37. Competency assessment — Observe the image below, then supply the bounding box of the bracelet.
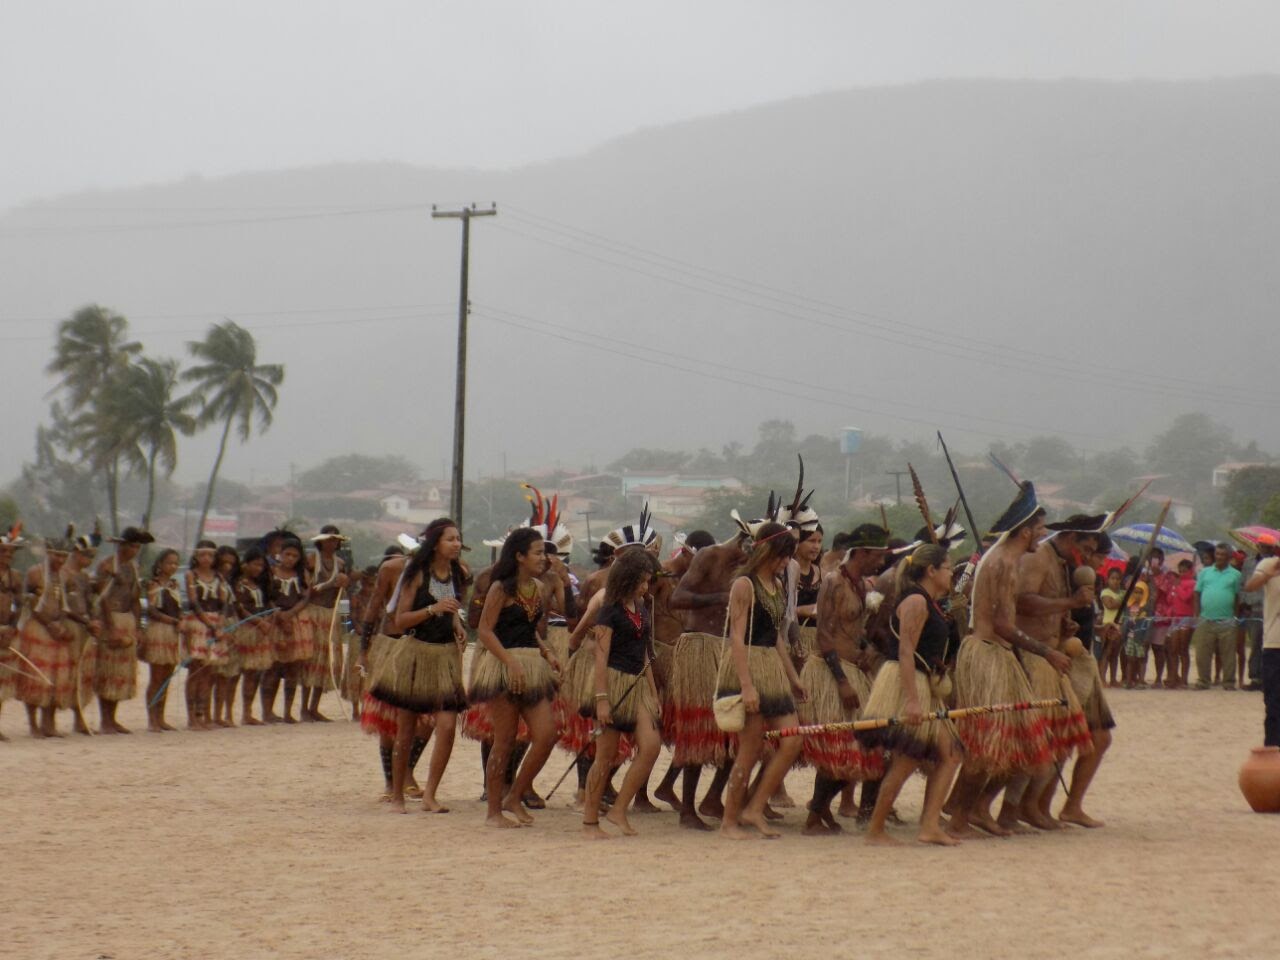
[821,649,849,684]
[594,693,609,701]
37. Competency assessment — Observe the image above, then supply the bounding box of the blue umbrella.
[1110,523,1194,555]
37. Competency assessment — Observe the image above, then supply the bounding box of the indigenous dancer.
[93,526,151,734]
[64,531,101,735]
[358,545,431,798]
[0,526,26,738]
[581,548,662,838]
[649,530,717,811]
[859,544,963,846]
[374,518,468,813]
[212,546,242,726]
[790,525,823,664]
[1059,528,1117,828]
[470,527,561,827]
[141,549,183,732]
[1014,514,1100,828]
[19,530,76,738]
[182,540,231,730]
[946,483,1060,839]
[305,526,350,722]
[265,537,313,724]
[800,523,888,834]
[234,548,275,725]
[719,522,806,839]
[668,527,748,829]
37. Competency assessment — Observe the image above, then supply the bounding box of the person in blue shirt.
[1192,544,1243,690]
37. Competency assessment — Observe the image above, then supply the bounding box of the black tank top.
[494,600,541,650]
[747,581,782,648]
[888,585,950,670]
[408,574,457,644]
[597,602,648,674]
[795,565,820,627]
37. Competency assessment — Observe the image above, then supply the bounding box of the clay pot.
[1238,746,1280,813]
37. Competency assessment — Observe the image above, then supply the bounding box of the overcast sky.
[4,0,1280,212]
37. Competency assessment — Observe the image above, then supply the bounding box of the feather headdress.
[603,502,661,554]
[777,455,820,532]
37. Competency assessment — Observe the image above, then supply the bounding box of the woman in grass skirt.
[182,541,232,730]
[718,522,807,840]
[141,549,183,732]
[265,538,313,724]
[580,548,662,838]
[18,532,76,737]
[234,548,275,725]
[470,527,562,828]
[304,526,350,722]
[0,527,26,737]
[372,518,468,813]
[858,544,964,846]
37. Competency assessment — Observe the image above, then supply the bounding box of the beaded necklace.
[753,576,785,633]
[514,580,541,622]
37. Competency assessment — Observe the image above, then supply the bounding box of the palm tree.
[46,305,142,534]
[97,358,200,529]
[183,321,284,541]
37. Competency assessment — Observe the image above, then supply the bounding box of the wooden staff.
[764,697,1066,740]
[10,646,52,687]
[327,588,349,721]
[1116,499,1172,629]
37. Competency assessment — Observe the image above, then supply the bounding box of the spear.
[1115,499,1172,629]
[764,697,1066,740]
[937,432,983,549]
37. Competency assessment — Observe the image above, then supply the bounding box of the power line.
[496,207,1277,409]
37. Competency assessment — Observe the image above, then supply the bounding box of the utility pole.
[579,510,594,553]
[433,202,497,531]
[885,470,908,506]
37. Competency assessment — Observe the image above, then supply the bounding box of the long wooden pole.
[764,697,1065,740]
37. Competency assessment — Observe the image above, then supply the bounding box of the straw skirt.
[359,633,399,738]
[468,646,557,708]
[271,611,315,665]
[0,630,17,702]
[557,642,595,752]
[93,612,138,702]
[237,622,275,672]
[855,661,954,766]
[369,636,466,714]
[798,654,881,780]
[18,619,76,710]
[303,603,340,690]
[577,666,658,735]
[180,613,216,661]
[63,621,96,707]
[667,632,729,767]
[952,636,1051,777]
[139,621,180,666]
[1068,651,1115,731]
[796,624,819,661]
[715,645,796,720]
[1022,649,1093,760]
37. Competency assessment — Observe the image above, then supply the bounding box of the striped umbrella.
[1229,525,1280,550]
[1110,523,1194,555]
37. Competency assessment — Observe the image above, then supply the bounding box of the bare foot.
[918,828,962,847]
[1059,808,1105,828]
[679,811,713,831]
[214,719,232,729]
[388,797,407,814]
[243,716,263,726]
[405,784,424,799]
[973,811,1013,838]
[740,811,781,838]
[0,731,8,742]
[486,813,522,829]
[654,782,680,810]
[1018,807,1061,832]
[31,727,49,739]
[802,814,834,836]
[300,712,316,723]
[605,809,638,836]
[837,801,858,819]
[522,791,546,810]
[762,804,784,822]
[502,799,534,825]
[770,788,796,808]
[946,818,981,840]
[865,831,904,847]
[631,794,661,814]
[421,796,450,814]
[99,725,121,736]
[283,715,298,724]
[313,710,332,722]
[819,810,843,833]
[720,823,758,840]
[582,823,612,840]
[697,796,725,820]
[263,713,282,725]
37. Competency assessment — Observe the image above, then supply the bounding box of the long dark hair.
[239,546,270,594]
[151,548,179,580]
[604,548,660,605]
[401,518,464,599]
[189,539,217,570]
[734,522,797,581]
[492,527,544,597]
[277,537,309,587]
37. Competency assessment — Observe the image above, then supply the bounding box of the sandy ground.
[2,675,1277,960]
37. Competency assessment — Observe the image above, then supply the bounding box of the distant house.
[378,483,448,525]
[619,472,743,498]
[1212,462,1270,489]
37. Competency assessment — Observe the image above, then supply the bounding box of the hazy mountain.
[3,77,1277,487]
